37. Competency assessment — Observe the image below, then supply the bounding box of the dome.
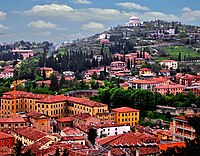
[129,15,139,20]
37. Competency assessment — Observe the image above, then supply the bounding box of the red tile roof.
[73,113,92,121]
[14,127,46,141]
[154,84,185,89]
[0,132,14,140]
[61,136,85,141]
[158,142,185,151]
[96,134,123,146]
[111,107,139,113]
[161,60,176,62]
[132,79,158,84]
[38,95,68,103]
[0,117,26,123]
[26,111,43,119]
[62,127,81,135]
[140,68,151,71]
[132,146,160,155]
[66,97,107,107]
[39,67,54,71]
[57,117,73,123]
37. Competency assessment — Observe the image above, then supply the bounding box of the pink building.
[154,84,185,95]
[12,49,34,59]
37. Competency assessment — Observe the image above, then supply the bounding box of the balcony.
[176,125,195,132]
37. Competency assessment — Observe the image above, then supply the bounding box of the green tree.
[59,75,66,88]
[88,128,97,145]
[62,149,69,156]
[50,74,59,91]
[13,140,23,156]
[54,149,60,156]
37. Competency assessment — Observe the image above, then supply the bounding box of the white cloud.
[181,7,200,22]
[81,22,105,31]
[0,24,8,30]
[23,4,179,23]
[73,0,91,4]
[36,31,52,36]
[27,20,57,29]
[24,4,73,16]
[138,12,178,21]
[115,2,149,11]
[0,11,6,20]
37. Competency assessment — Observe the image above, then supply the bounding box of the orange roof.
[66,96,107,107]
[57,117,73,123]
[39,67,54,71]
[38,95,68,103]
[0,132,14,139]
[154,84,185,89]
[158,142,185,151]
[161,60,176,62]
[0,117,26,123]
[132,79,158,84]
[140,68,151,71]
[111,107,139,113]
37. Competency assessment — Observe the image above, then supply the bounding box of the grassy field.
[162,46,200,60]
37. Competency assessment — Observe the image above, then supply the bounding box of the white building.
[96,123,130,138]
[160,60,178,70]
[126,16,140,27]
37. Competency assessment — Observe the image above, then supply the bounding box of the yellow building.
[39,67,54,78]
[0,91,67,118]
[139,68,152,77]
[66,97,108,116]
[111,107,140,127]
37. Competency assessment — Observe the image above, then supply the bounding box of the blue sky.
[0,0,200,43]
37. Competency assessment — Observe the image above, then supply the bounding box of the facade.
[139,68,153,77]
[26,111,51,133]
[131,79,159,91]
[39,67,54,78]
[96,123,130,137]
[13,126,47,145]
[111,107,140,127]
[57,117,73,131]
[160,60,178,70]
[0,91,68,118]
[110,61,127,69]
[12,49,34,59]
[154,84,185,95]
[0,132,15,148]
[0,117,26,131]
[172,114,198,141]
[67,97,108,116]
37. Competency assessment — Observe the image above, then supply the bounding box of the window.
[115,132,118,135]
[108,133,110,135]
[122,114,124,117]
[108,129,110,131]
[1,124,4,127]
[46,105,48,109]
[7,139,10,143]
[115,128,117,131]
[122,119,124,122]
[15,124,18,127]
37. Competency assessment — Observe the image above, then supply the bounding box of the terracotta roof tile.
[158,142,185,151]
[111,107,140,113]
[0,132,14,139]
[57,117,73,123]
[0,117,26,123]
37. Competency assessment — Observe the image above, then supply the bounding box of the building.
[66,96,108,116]
[0,132,15,148]
[36,95,68,118]
[139,68,153,77]
[11,49,34,59]
[13,126,47,145]
[73,113,101,126]
[159,69,170,77]
[39,67,54,78]
[111,107,140,127]
[154,84,185,95]
[110,61,127,69]
[0,91,68,118]
[160,60,178,70]
[131,79,159,91]
[0,117,26,131]
[26,111,51,133]
[57,117,73,131]
[172,114,199,141]
[125,16,140,27]
[76,122,131,138]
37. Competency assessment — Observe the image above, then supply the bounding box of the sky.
[0,0,200,43]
